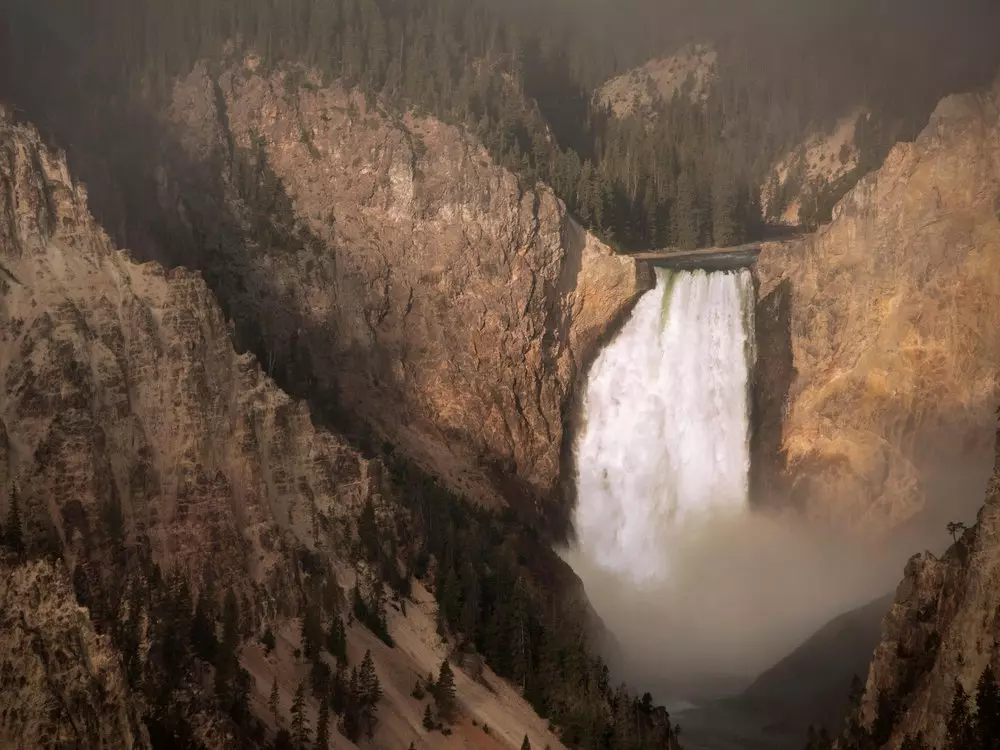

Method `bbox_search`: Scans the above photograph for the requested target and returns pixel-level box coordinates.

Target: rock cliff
[0,101,581,750]
[160,62,646,518]
[0,559,150,750]
[755,75,1000,533]
[851,421,1000,748]
[0,106,369,596]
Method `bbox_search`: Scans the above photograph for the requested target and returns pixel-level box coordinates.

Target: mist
[563,437,995,704]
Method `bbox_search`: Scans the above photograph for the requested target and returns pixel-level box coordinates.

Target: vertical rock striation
[854,422,1000,748]
[755,75,1000,532]
[0,560,150,750]
[162,63,647,516]
[0,104,369,609]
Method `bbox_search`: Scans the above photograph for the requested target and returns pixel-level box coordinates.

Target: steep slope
[740,593,893,734]
[158,61,645,520]
[0,560,150,750]
[0,102,368,596]
[596,43,717,116]
[0,104,572,750]
[755,74,1000,533]
[851,422,1000,748]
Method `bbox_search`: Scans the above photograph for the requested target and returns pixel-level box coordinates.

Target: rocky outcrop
[0,107,370,598]
[755,75,1000,532]
[162,63,646,517]
[853,422,1000,748]
[0,559,150,750]
[596,43,717,116]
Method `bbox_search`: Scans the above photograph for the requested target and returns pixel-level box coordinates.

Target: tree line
[351,455,683,750]
[807,665,1000,750]
[11,0,962,253]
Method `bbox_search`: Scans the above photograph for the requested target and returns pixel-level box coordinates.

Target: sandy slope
[242,581,565,749]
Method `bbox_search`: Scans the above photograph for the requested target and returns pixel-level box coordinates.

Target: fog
[563,440,995,704]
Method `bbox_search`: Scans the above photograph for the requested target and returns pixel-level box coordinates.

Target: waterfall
[574,268,756,585]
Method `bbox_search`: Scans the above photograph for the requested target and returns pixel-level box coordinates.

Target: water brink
[574,268,756,585]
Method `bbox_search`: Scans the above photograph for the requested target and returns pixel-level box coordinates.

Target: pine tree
[901,733,929,750]
[870,689,898,746]
[435,658,457,723]
[215,588,242,709]
[191,588,218,662]
[360,650,381,702]
[978,665,1000,750]
[301,600,323,661]
[521,734,531,750]
[358,649,381,737]
[330,663,347,715]
[945,679,975,750]
[327,616,347,666]
[422,704,435,731]
[291,681,311,748]
[269,677,281,722]
[344,666,362,741]
[315,697,330,750]
[3,485,25,558]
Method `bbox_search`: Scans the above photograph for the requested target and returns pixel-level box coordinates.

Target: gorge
[4,2,1000,749]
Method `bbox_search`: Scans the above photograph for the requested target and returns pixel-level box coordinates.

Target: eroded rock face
[163,63,646,514]
[853,425,1000,748]
[755,77,1000,532]
[0,98,575,750]
[0,107,369,602]
[0,559,150,750]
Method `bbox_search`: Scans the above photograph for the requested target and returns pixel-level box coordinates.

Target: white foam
[574,268,756,585]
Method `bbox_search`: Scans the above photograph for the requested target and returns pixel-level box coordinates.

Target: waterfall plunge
[574,268,756,586]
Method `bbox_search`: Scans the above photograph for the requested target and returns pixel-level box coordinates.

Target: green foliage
[947,521,968,543]
[435,659,458,724]
[291,681,311,748]
[261,627,276,654]
[2,485,25,558]
[300,599,324,661]
[945,679,975,750]
[422,704,435,731]
[358,649,382,738]
[370,457,681,749]
[352,580,393,647]
[326,616,348,666]
[840,665,1000,750]
[411,679,425,700]
[269,677,280,721]
[315,697,330,750]
[976,665,1000,749]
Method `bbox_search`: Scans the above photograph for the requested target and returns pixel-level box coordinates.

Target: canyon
[2,4,1000,745]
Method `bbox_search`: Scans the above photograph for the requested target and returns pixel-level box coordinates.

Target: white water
[574,268,756,585]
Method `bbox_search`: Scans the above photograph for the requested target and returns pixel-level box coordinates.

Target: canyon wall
[852,423,1000,748]
[0,108,369,598]
[0,100,570,750]
[755,75,1000,533]
[160,62,646,517]
[0,560,150,750]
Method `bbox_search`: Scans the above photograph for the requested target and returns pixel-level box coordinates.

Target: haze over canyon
[2,1,1000,750]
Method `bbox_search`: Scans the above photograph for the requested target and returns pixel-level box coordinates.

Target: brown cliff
[852,421,1000,748]
[0,108,369,597]
[756,75,1000,532]
[161,62,646,518]
[0,102,573,750]
[0,560,150,750]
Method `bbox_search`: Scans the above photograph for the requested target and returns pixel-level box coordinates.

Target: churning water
[574,268,757,585]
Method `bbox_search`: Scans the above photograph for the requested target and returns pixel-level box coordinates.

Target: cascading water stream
[574,267,756,586]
